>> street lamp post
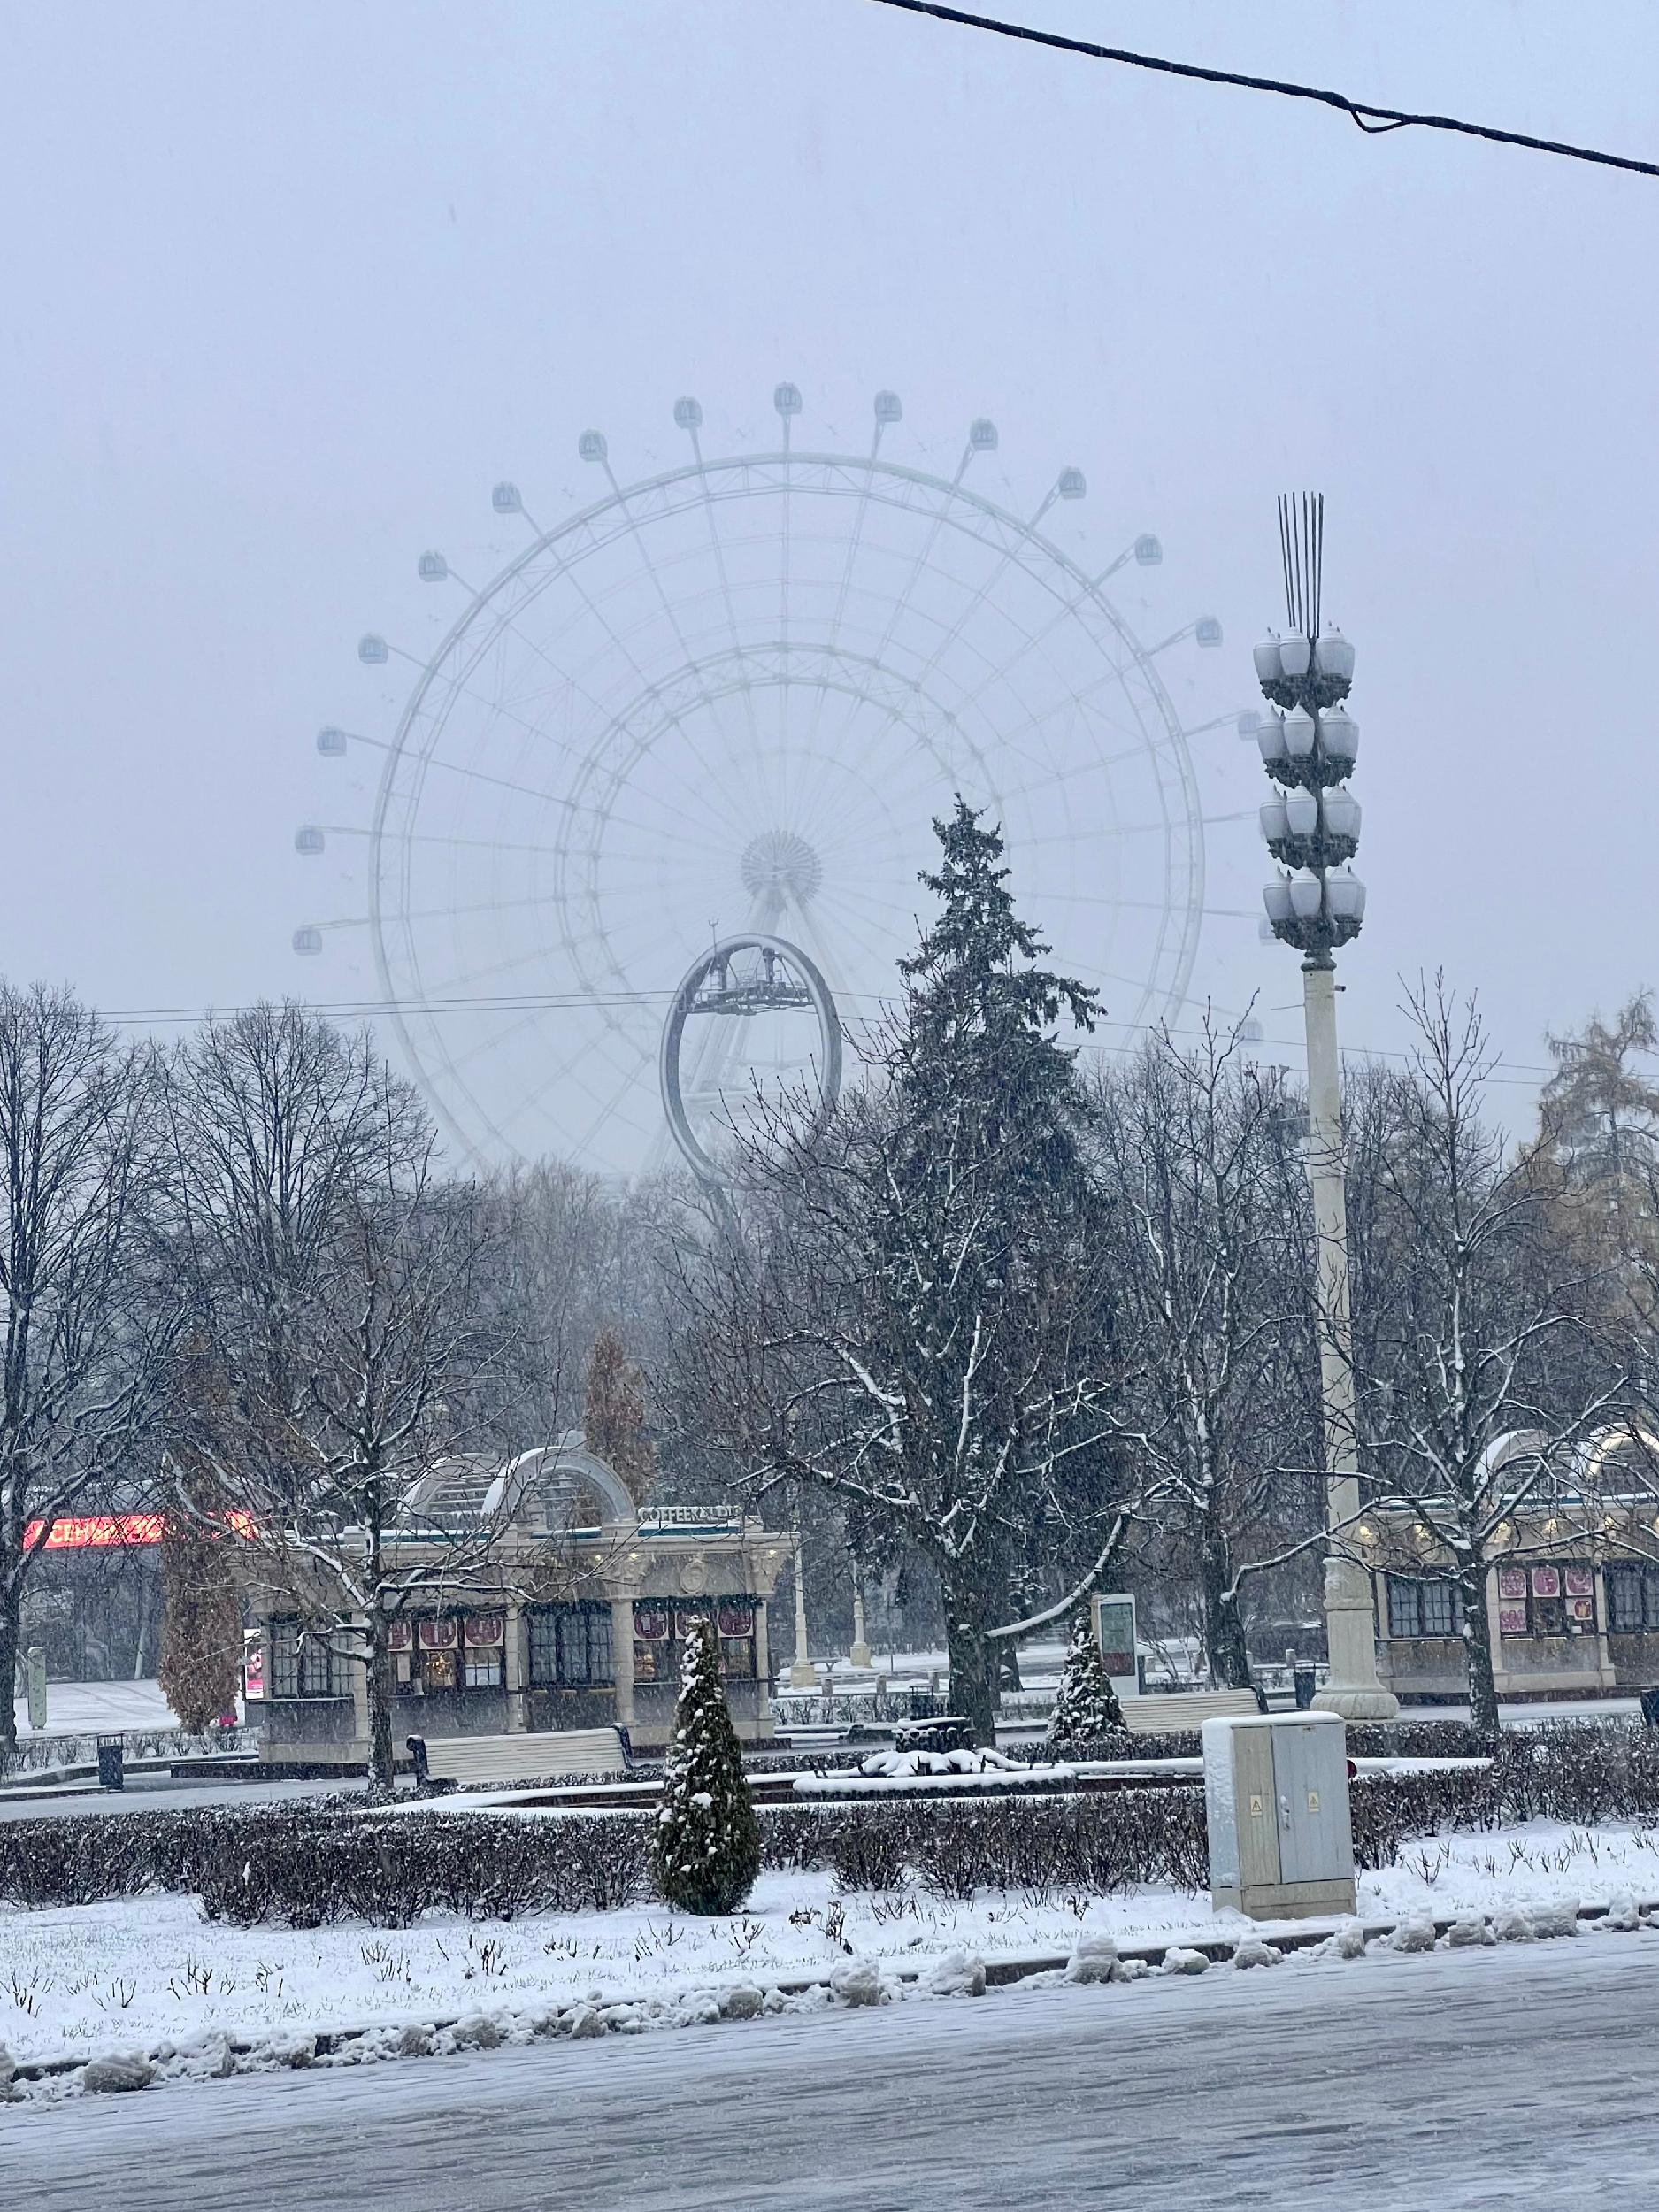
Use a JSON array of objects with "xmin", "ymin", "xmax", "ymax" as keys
[
  {"xmin": 1254, "ymin": 494, "xmax": 1396, "ymax": 1722},
  {"xmin": 849, "ymin": 1574, "xmax": 872, "ymax": 1671},
  {"xmin": 787, "ymin": 1530, "xmax": 818, "ymax": 1691}
]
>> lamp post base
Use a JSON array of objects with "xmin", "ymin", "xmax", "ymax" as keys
[{"xmin": 1311, "ymin": 1685, "xmax": 1399, "ymax": 1722}]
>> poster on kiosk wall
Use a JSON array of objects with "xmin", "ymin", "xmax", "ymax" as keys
[{"xmin": 1090, "ymin": 1594, "xmax": 1140, "ymax": 1701}]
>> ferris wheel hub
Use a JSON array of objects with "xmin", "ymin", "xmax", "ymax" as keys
[{"xmin": 740, "ymin": 829, "xmax": 823, "ymax": 908}]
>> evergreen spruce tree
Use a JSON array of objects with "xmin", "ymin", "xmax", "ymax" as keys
[
  {"xmin": 688, "ymin": 800, "xmax": 1122, "ymax": 1754},
  {"xmin": 650, "ymin": 1615, "xmax": 761, "ymax": 1914},
  {"xmin": 878, "ymin": 800, "xmax": 1102, "ymax": 1739},
  {"xmin": 1046, "ymin": 1608, "xmax": 1124, "ymax": 1752}
]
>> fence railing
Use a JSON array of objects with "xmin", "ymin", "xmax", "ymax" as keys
[
  {"xmin": 769, "ymin": 1663, "xmax": 1331, "ymax": 1732},
  {"xmin": 2, "ymin": 1724, "xmax": 262, "ymax": 1777}
]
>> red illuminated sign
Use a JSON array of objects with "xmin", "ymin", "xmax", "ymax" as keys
[{"xmin": 24, "ymin": 1510, "xmax": 256, "ymax": 1551}]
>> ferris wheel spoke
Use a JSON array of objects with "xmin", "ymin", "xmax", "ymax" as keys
[
  {"xmin": 989, "ymin": 757, "xmax": 1122, "ymax": 811},
  {"xmin": 802, "ymin": 896, "xmax": 902, "ymax": 983},
  {"xmin": 943, "ymin": 556, "xmax": 1131, "ymax": 729},
  {"xmin": 784, "ymin": 686, "xmax": 877, "ymax": 844},
  {"xmin": 987, "ymin": 662, "xmax": 1165, "ymax": 767},
  {"xmin": 503, "ymin": 1017, "xmax": 656, "ymax": 1161},
  {"xmin": 562, "ymin": 744, "xmax": 755, "ymax": 856},
  {"xmin": 565, "ymin": 1028, "xmax": 673, "ymax": 1164},
  {"xmin": 557, "ymin": 565, "xmax": 764, "ymax": 846},
  {"xmin": 811, "ymin": 872, "xmax": 918, "ymax": 924},
  {"xmin": 687, "ymin": 436, "xmax": 777, "ymax": 818},
  {"xmin": 1059, "ymin": 888, "xmax": 1210, "ymax": 917},
  {"xmin": 797, "ymin": 462, "xmax": 880, "ymax": 772},
  {"xmin": 344, "ymin": 826, "xmax": 565, "ymax": 860},
  {"xmin": 416, "ymin": 957, "xmax": 564, "ymax": 1021},
  {"xmin": 795, "ymin": 756, "xmax": 902, "ymax": 855}
]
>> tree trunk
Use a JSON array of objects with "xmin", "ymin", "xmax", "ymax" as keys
[
  {"xmin": 365, "ymin": 1611, "xmax": 396, "ymax": 1798},
  {"xmin": 1200, "ymin": 1525, "xmax": 1254, "ymax": 1690},
  {"xmin": 1460, "ymin": 1565, "xmax": 1501, "ymax": 1746},
  {"xmin": 0, "ymin": 1590, "xmax": 19, "ymax": 1764},
  {"xmin": 132, "ymin": 1566, "xmax": 154, "ymax": 1680},
  {"xmin": 944, "ymin": 1579, "xmax": 1000, "ymax": 1747}
]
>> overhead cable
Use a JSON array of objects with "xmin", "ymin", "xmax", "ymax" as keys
[{"xmin": 864, "ymin": 0, "xmax": 1659, "ymax": 180}]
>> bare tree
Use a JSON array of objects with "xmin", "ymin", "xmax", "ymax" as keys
[
  {"xmin": 1089, "ymin": 1020, "xmax": 1324, "ymax": 1687},
  {"xmin": 0, "ymin": 983, "xmax": 171, "ymax": 1763},
  {"xmin": 240, "ymin": 1155, "xmax": 515, "ymax": 1791},
  {"xmin": 161, "ymin": 1004, "xmax": 519, "ymax": 1792},
  {"xmin": 1350, "ymin": 979, "xmax": 1622, "ymax": 1740}
]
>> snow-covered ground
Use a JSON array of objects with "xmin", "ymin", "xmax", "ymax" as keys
[
  {"xmin": 8, "ymin": 1816, "xmax": 1659, "ymax": 2069},
  {"xmin": 11, "ymin": 1679, "xmax": 180, "ymax": 1740},
  {"xmin": 11, "ymin": 1939, "xmax": 1659, "ymax": 2210}
]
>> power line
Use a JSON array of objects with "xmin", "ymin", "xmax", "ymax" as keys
[
  {"xmin": 864, "ymin": 0, "xmax": 1659, "ymax": 180},
  {"xmin": 97, "ymin": 990, "xmax": 1563, "ymax": 1092}
]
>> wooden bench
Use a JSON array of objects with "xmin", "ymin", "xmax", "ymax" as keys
[
  {"xmin": 1118, "ymin": 1688, "xmax": 1263, "ymax": 1737},
  {"xmin": 407, "ymin": 1726, "xmax": 631, "ymax": 1789}
]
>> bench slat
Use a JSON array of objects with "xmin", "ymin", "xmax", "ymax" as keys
[
  {"xmin": 419, "ymin": 1728, "xmax": 627, "ymax": 1782},
  {"xmin": 1118, "ymin": 1690, "xmax": 1260, "ymax": 1735}
]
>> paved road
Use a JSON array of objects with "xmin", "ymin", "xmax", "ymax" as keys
[{"xmin": 10, "ymin": 1936, "xmax": 1659, "ymax": 2209}]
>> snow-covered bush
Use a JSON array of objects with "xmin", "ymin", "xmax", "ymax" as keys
[
  {"xmin": 925, "ymin": 1948, "xmax": 987, "ymax": 1997},
  {"xmin": 1389, "ymin": 1916, "xmax": 1436, "ymax": 1954},
  {"xmin": 1046, "ymin": 1609, "xmax": 1124, "ymax": 1752},
  {"xmin": 830, "ymin": 1957, "xmax": 883, "ymax": 2007},
  {"xmin": 1162, "ymin": 1947, "xmax": 1209, "ymax": 1975},
  {"xmin": 1064, "ymin": 1931, "xmax": 1118, "ymax": 1984},
  {"xmin": 650, "ymin": 1616, "xmax": 762, "ymax": 1916}
]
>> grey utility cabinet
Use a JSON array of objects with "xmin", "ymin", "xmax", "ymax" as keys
[{"xmin": 1202, "ymin": 1710, "xmax": 1356, "ymax": 1921}]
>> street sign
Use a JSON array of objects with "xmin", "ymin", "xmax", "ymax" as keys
[{"xmin": 1090, "ymin": 1594, "xmax": 1139, "ymax": 1701}]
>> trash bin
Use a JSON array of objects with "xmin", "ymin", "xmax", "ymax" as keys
[
  {"xmin": 1293, "ymin": 1666, "xmax": 1317, "ymax": 1711},
  {"xmin": 96, "ymin": 1738, "xmax": 125, "ymax": 1790},
  {"xmin": 1640, "ymin": 1687, "xmax": 1659, "ymax": 1730}
]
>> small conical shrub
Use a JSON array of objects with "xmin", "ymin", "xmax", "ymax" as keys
[
  {"xmin": 1047, "ymin": 1606, "xmax": 1125, "ymax": 1752},
  {"xmin": 651, "ymin": 1615, "xmax": 762, "ymax": 1915}
]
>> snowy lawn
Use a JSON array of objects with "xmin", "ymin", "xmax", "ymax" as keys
[{"xmin": 7, "ymin": 1817, "xmax": 1659, "ymax": 2067}]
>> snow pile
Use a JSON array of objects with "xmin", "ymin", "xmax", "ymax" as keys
[
  {"xmin": 1063, "ymin": 1931, "xmax": 1118, "ymax": 1985},
  {"xmin": 1162, "ymin": 1947, "xmax": 1210, "ymax": 1976},
  {"xmin": 923, "ymin": 1948, "xmax": 987, "ymax": 1998},
  {"xmin": 856, "ymin": 1747, "xmax": 1022, "ymax": 1780}
]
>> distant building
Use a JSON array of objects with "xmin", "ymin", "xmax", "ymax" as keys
[
  {"xmin": 243, "ymin": 1433, "xmax": 792, "ymax": 1767},
  {"xmin": 1366, "ymin": 1426, "xmax": 1659, "ymax": 1704}
]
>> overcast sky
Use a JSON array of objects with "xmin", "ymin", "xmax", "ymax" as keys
[{"xmin": 4, "ymin": 0, "xmax": 1656, "ymax": 1155}]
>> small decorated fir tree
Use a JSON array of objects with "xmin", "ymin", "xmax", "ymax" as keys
[
  {"xmin": 1046, "ymin": 1608, "xmax": 1125, "ymax": 1752},
  {"xmin": 651, "ymin": 1615, "xmax": 762, "ymax": 1914}
]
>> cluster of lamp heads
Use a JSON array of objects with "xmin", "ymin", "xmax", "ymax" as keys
[{"xmin": 1248, "ymin": 627, "xmax": 1365, "ymax": 957}]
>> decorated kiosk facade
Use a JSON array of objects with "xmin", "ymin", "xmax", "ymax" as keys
[{"xmin": 243, "ymin": 1434, "xmax": 790, "ymax": 1767}]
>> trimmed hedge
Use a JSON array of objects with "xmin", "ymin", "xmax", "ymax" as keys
[
  {"xmin": 8, "ymin": 1722, "xmax": 1659, "ymax": 1926},
  {"xmin": 1012, "ymin": 1717, "xmax": 1512, "ymax": 1766},
  {"xmin": 0, "ymin": 1803, "xmax": 650, "ymax": 1925}
]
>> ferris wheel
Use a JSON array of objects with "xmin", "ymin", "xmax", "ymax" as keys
[{"xmin": 299, "ymin": 388, "xmax": 1225, "ymax": 1179}]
